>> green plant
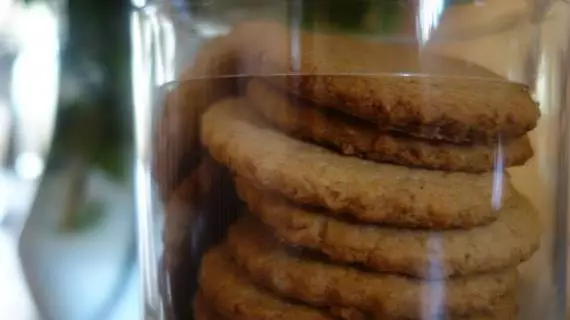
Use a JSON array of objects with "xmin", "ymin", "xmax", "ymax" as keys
[{"xmin": 43, "ymin": 0, "xmax": 131, "ymax": 232}]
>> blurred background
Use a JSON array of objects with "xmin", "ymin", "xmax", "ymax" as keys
[{"xmin": 0, "ymin": 0, "xmax": 139, "ymax": 319}]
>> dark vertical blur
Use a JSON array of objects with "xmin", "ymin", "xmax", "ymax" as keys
[
  {"xmin": 49, "ymin": 0, "xmax": 131, "ymax": 182},
  {"xmin": 46, "ymin": 0, "xmax": 133, "ymax": 232}
]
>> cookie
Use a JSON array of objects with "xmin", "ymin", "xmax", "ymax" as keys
[
  {"xmin": 163, "ymin": 155, "xmax": 228, "ymax": 269},
  {"xmin": 325, "ymin": 293, "xmax": 517, "ymax": 320},
  {"xmin": 195, "ymin": 289, "xmax": 516, "ymax": 320},
  {"xmin": 227, "ymin": 216, "xmax": 518, "ymax": 319},
  {"xmin": 153, "ymin": 35, "xmax": 238, "ymax": 200},
  {"xmin": 199, "ymin": 244, "xmax": 333, "ymax": 320},
  {"xmin": 235, "ymin": 177, "xmax": 540, "ymax": 279},
  {"xmin": 194, "ymin": 292, "xmax": 224, "ymax": 320},
  {"xmin": 201, "ymin": 98, "xmax": 514, "ymax": 228},
  {"xmin": 162, "ymin": 154, "xmax": 243, "ymax": 320},
  {"xmin": 246, "ymin": 79, "xmax": 533, "ymax": 172},
  {"xmin": 229, "ymin": 21, "xmax": 540, "ymax": 143}
]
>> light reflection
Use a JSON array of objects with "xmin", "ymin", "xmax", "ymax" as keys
[
  {"xmin": 132, "ymin": 0, "xmax": 148, "ymax": 9},
  {"xmin": 0, "ymin": 0, "xmax": 14, "ymax": 33},
  {"xmin": 194, "ymin": 21, "xmax": 230, "ymax": 38},
  {"xmin": 0, "ymin": 100, "xmax": 10, "ymax": 164},
  {"xmin": 148, "ymin": 10, "xmax": 166, "ymax": 86},
  {"xmin": 131, "ymin": 9, "xmax": 164, "ymax": 316},
  {"xmin": 9, "ymin": 2, "xmax": 59, "ymax": 179},
  {"xmin": 147, "ymin": 7, "xmax": 177, "ymax": 86},
  {"xmin": 159, "ymin": 15, "xmax": 176, "ymax": 84},
  {"xmin": 135, "ymin": 160, "xmax": 161, "ymax": 312},
  {"xmin": 290, "ymin": 0, "xmax": 302, "ymax": 73},
  {"xmin": 15, "ymin": 152, "xmax": 44, "ymax": 181},
  {"xmin": 131, "ymin": 10, "xmax": 152, "ymax": 162},
  {"xmin": 421, "ymin": 236, "xmax": 445, "ymax": 320},
  {"xmin": 492, "ymin": 139, "xmax": 504, "ymax": 210},
  {"xmin": 417, "ymin": 0, "xmax": 445, "ymax": 44}
]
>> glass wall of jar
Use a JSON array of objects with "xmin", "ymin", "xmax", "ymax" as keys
[{"xmin": 131, "ymin": 1, "xmax": 570, "ymax": 319}]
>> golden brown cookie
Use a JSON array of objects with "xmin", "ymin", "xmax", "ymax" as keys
[
  {"xmin": 153, "ymin": 35, "xmax": 238, "ymax": 200},
  {"xmin": 246, "ymin": 79, "xmax": 533, "ymax": 172},
  {"xmin": 195, "ymin": 289, "xmax": 517, "ymax": 320},
  {"xmin": 201, "ymin": 98, "xmax": 514, "ymax": 229},
  {"xmin": 227, "ymin": 216, "xmax": 518, "ymax": 319},
  {"xmin": 199, "ymin": 244, "xmax": 333, "ymax": 320},
  {"xmin": 163, "ymin": 155, "xmax": 226, "ymax": 270},
  {"xmin": 326, "ymin": 293, "xmax": 517, "ymax": 320},
  {"xmin": 229, "ymin": 21, "xmax": 540, "ymax": 143},
  {"xmin": 194, "ymin": 292, "xmax": 225, "ymax": 320},
  {"xmin": 162, "ymin": 154, "xmax": 242, "ymax": 320},
  {"xmin": 235, "ymin": 177, "xmax": 540, "ymax": 279}
]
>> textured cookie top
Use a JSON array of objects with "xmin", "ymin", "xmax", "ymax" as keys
[
  {"xmin": 201, "ymin": 98, "xmax": 514, "ymax": 228},
  {"xmin": 199, "ymin": 245, "xmax": 333, "ymax": 320},
  {"xmin": 195, "ymin": 289, "xmax": 516, "ymax": 320},
  {"xmin": 194, "ymin": 292, "xmax": 223, "ymax": 320},
  {"xmin": 229, "ymin": 21, "xmax": 540, "ymax": 143},
  {"xmin": 236, "ymin": 177, "xmax": 541, "ymax": 279},
  {"xmin": 246, "ymin": 79, "xmax": 533, "ymax": 172},
  {"xmin": 227, "ymin": 216, "xmax": 517, "ymax": 319}
]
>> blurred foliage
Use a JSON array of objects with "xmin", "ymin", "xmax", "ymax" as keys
[
  {"xmin": 44, "ymin": 0, "xmax": 132, "ymax": 231},
  {"xmin": 48, "ymin": 0, "xmax": 132, "ymax": 182},
  {"xmin": 299, "ymin": 0, "xmax": 405, "ymax": 34},
  {"xmin": 68, "ymin": 200, "xmax": 106, "ymax": 233},
  {"xmin": 298, "ymin": 0, "xmax": 477, "ymax": 34}
]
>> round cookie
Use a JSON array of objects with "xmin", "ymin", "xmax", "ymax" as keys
[
  {"xmin": 229, "ymin": 21, "xmax": 540, "ymax": 143},
  {"xmin": 325, "ymin": 294, "xmax": 517, "ymax": 320},
  {"xmin": 227, "ymin": 216, "xmax": 518, "ymax": 319},
  {"xmin": 194, "ymin": 289, "xmax": 517, "ymax": 320},
  {"xmin": 246, "ymin": 79, "xmax": 533, "ymax": 172},
  {"xmin": 235, "ymin": 177, "xmax": 541, "ymax": 279},
  {"xmin": 201, "ymin": 98, "xmax": 514, "ymax": 229},
  {"xmin": 163, "ymin": 155, "xmax": 218, "ymax": 259},
  {"xmin": 199, "ymin": 244, "xmax": 333, "ymax": 320},
  {"xmin": 194, "ymin": 292, "xmax": 225, "ymax": 320}
]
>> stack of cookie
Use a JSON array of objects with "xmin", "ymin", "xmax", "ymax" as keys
[{"xmin": 187, "ymin": 22, "xmax": 542, "ymax": 319}]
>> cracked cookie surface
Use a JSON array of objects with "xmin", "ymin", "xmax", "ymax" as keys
[
  {"xmin": 235, "ymin": 177, "xmax": 540, "ymax": 279},
  {"xmin": 199, "ymin": 244, "xmax": 333, "ymax": 320},
  {"xmin": 246, "ymin": 79, "xmax": 533, "ymax": 173},
  {"xmin": 201, "ymin": 98, "xmax": 514, "ymax": 228},
  {"xmin": 227, "ymin": 216, "xmax": 518, "ymax": 319}
]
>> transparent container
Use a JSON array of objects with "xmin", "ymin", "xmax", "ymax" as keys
[{"xmin": 131, "ymin": 1, "xmax": 570, "ymax": 319}]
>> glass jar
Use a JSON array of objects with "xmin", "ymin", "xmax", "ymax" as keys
[{"xmin": 131, "ymin": 1, "xmax": 570, "ymax": 319}]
